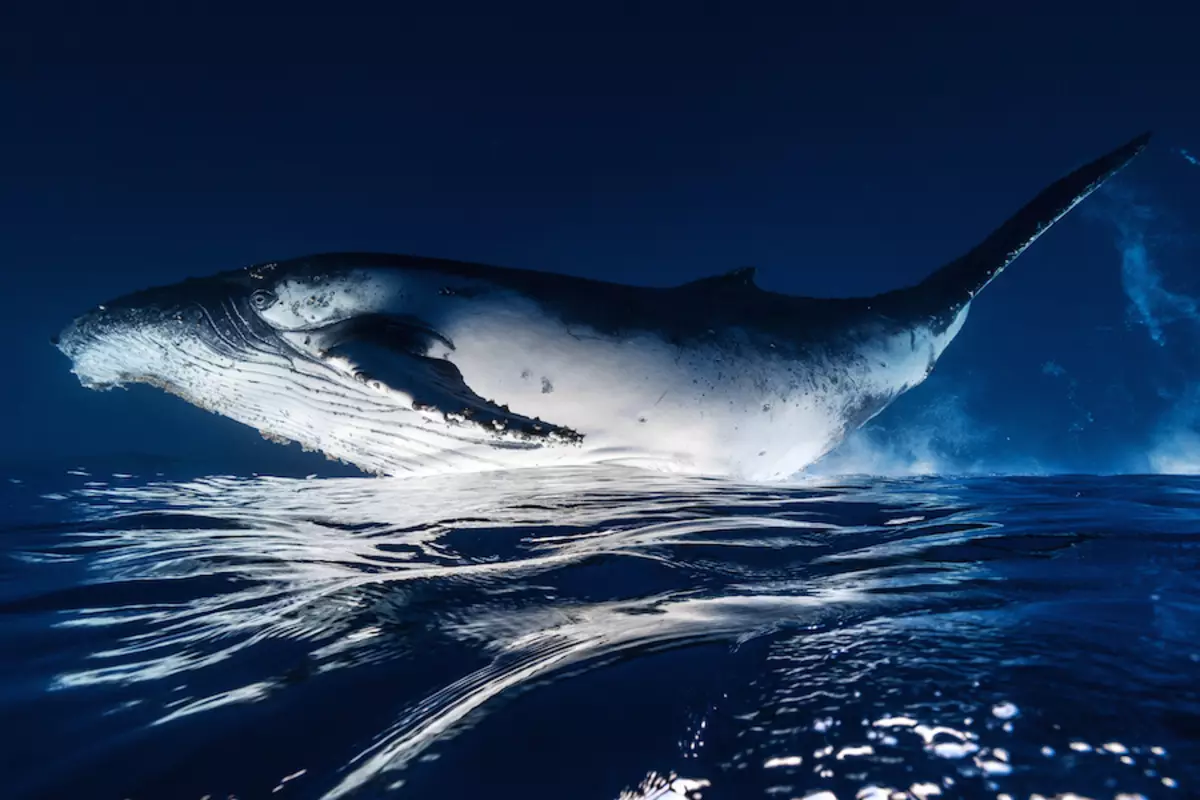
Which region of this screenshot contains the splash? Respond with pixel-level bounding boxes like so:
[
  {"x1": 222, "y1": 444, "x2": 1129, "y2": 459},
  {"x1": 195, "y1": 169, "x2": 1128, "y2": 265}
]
[
  {"x1": 1040, "y1": 361, "x2": 1094, "y2": 435},
  {"x1": 808, "y1": 390, "x2": 996, "y2": 477},
  {"x1": 1080, "y1": 172, "x2": 1200, "y2": 473},
  {"x1": 1147, "y1": 384, "x2": 1200, "y2": 474},
  {"x1": 1087, "y1": 184, "x2": 1199, "y2": 346},
  {"x1": 1118, "y1": 229, "x2": 1197, "y2": 345}
]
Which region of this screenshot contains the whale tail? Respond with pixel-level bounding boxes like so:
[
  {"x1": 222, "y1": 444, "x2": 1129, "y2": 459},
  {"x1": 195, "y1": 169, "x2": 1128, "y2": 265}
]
[{"x1": 886, "y1": 131, "x2": 1151, "y2": 323}]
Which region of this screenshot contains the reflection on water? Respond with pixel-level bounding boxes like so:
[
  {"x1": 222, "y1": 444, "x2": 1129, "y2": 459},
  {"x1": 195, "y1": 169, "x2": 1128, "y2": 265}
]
[{"x1": 2, "y1": 467, "x2": 1198, "y2": 799}]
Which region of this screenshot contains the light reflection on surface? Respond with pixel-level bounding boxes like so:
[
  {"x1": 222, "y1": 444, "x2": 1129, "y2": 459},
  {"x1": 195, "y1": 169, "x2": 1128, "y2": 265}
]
[{"x1": 2, "y1": 467, "x2": 1196, "y2": 798}]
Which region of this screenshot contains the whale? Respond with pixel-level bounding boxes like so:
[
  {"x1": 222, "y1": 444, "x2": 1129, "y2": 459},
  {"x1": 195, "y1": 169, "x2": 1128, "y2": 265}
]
[{"x1": 56, "y1": 132, "x2": 1150, "y2": 481}]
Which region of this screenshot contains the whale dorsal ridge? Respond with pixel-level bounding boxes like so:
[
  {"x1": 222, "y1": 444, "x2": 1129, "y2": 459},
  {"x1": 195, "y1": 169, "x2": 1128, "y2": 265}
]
[{"x1": 680, "y1": 266, "x2": 758, "y2": 291}]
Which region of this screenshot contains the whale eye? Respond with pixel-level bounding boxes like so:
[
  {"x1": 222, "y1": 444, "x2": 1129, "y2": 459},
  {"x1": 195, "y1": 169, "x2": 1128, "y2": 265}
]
[{"x1": 251, "y1": 289, "x2": 278, "y2": 311}]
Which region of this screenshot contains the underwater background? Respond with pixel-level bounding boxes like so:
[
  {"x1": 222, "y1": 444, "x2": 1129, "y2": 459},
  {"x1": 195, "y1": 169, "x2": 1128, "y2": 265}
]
[{"x1": 3, "y1": 3, "x2": 1200, "y2": 798}]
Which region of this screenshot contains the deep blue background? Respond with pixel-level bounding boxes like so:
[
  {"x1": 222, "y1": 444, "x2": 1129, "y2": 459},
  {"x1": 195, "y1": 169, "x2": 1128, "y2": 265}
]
[{"x1": 2, "y1": 1, "x2": 1199, "y2": 474}]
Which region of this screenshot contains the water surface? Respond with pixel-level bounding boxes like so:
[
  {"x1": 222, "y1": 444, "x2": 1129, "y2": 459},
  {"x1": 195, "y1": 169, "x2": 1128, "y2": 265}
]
[{"x1": 2, "y1": 467, "x2": 1197, "y2": 799}]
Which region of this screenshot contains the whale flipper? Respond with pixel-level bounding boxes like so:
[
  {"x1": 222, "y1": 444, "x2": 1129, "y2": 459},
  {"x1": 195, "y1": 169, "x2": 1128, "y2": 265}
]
[
  {"x1": 324, "y1": 316, "x2": 582, "y2": 443},
  {"x1": 319, "y1": 313, "x2": 456, "y2": 357},
  {"x1": 895, "y1": 131, "x2": 1151, "y2": 319}
]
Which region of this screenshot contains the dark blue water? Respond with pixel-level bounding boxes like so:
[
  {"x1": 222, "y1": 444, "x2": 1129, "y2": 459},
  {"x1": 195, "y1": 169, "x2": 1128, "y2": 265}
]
[{"x1": 2, "y1": 466, "x2": 1197, "y2": 800}]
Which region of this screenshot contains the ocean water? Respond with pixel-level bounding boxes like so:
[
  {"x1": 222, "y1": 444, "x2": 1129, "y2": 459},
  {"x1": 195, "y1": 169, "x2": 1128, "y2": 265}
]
[{"x1": 2, "y1": 466, "x2": 1198, "y2": 800}]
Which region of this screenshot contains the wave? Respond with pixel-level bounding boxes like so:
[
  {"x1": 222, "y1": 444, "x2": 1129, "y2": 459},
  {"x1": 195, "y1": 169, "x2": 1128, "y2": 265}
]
[{"x1": 4, "y1": 467, "x2": 1196, "y2": 798}]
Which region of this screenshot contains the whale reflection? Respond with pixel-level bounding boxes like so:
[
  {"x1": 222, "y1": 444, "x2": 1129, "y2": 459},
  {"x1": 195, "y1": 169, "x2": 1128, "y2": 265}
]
[{"x1": 31, "y1": 467, "x2": 1187, "y2": 799}]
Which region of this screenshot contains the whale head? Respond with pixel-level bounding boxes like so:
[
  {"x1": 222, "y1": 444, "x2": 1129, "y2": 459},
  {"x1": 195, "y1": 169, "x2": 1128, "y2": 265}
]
[
  {"x1": 56, "y1": 268, "x2": 267, "y2": 392},
  {"x1": 54, "y1": 259, "x2": 399, "y2": 450},
  {"x1": 54, "y1": 255, "x2": 582, "y2": 474},
  {"x1": 55, "y1": 256, "x2": 428, "y2": 392}
]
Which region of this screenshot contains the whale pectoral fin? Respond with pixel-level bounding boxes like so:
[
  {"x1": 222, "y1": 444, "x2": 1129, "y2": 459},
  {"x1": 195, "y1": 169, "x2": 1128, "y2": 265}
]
[
  {"x1": 319, "y1": 312, "x2": 455, "y2": 355},
  {"x1": 328, "y1": 322, "x2": 582, "y2": 443},
  {"x1": 407, "y1": 355, "x2": 582, "y2": 441}
]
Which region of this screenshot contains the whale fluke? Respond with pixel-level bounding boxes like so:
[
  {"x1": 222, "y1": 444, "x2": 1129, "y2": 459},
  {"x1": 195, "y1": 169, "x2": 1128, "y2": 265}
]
[{"x1": 895, "y1": 131, "x2": 1152, "y2": 320}]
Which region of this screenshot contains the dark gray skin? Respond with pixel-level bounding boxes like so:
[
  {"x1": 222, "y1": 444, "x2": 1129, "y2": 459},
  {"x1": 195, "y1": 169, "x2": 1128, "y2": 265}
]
[{"x1": 55, "y1": 132, "x2": 1151, "y2": 479}]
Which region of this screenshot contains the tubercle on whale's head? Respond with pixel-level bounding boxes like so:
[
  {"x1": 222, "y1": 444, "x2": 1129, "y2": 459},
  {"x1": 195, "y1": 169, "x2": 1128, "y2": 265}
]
[
  {"x1": 53, "y1": 269, "x2": 279, "y2": 391},
  {"x1": 52, "y1": 255, "x2": 413, "y2": 396},
  {"x1": 244, "y1": 265, "x2": 403, "y2": 334}
]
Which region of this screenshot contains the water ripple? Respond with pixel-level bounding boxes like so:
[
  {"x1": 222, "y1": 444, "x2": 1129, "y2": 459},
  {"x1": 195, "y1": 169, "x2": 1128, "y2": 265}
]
[{"x1": 1, "y1": 468, "x2": 1197, "y2": 799}]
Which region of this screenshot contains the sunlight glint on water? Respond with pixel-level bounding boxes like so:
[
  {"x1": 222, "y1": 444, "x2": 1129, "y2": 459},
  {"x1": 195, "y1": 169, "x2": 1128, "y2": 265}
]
[{"x1": 0, "y1": 467, "x2": 1196, "y2": 799}]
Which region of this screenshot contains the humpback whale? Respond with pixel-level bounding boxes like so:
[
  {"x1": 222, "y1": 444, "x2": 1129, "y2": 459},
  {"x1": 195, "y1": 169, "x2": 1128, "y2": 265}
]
[{"x1": 56, "y1": 133, "x2": 1150, "y2": 480}]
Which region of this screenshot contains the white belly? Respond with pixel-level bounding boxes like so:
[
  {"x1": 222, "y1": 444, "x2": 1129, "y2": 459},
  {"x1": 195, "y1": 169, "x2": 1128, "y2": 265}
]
[{"x1": 440, "y1": 302, "x2": 970, "y2": 481}]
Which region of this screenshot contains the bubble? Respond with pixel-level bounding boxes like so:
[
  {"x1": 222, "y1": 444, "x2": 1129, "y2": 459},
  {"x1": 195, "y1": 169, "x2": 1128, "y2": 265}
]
[
  {"x1": 931, "y1": 742, "x2": 978, "y2": 759},
  {"x1": 976, "y1": 758, "x2": 1012, "y2": 776},
  {"x1": 872, "y1": 716, "x2": 917, "y2": 728},
  {"x1": 991, "y1": 702, "x2": 1019, "y2": 720},
  {"x1": 855, "y1": 788, "x2": 892, "y2": 800},
  {"x1": 835, "y1": 745, "x2": 874, "y2": 760}
]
